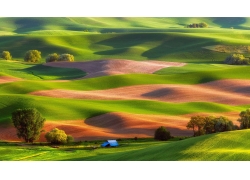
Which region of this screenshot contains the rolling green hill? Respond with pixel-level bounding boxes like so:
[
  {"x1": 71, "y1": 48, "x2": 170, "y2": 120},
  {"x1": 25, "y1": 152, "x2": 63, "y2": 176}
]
[
  {"x1": 81, "y1": 129, "x2": 250, "y2": 161},
  {"x1": 1, "y1": 17, "x2": 250, "y2": 161},
  {"x1": 1, "y1": 17, "x2": 250, "y2": 62}
]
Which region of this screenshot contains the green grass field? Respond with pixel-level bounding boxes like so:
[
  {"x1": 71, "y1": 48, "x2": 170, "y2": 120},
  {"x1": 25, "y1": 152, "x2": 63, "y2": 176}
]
[
  {"x1": 1, "y1": 17, "x2": 250, "y2": 161},
  {"x1": 1, "y1": 129, "x2": 250, "y2": 161}
]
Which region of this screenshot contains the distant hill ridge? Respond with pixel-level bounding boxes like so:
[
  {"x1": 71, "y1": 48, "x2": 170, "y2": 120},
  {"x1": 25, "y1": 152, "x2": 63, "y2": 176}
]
[{"x1": 1, "y1": 17, "x2": 250, "y2": 34}]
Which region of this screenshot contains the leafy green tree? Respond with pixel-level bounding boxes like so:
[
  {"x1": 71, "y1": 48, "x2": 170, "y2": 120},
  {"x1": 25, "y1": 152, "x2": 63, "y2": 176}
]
[
  {"x1": 1, "y1": 51, "x2": 12, "y2": 60},
  {"x1": 11, "y1": 108, "x2": 45, "y2": 143},
  {"x1": 45, "y1": 128, "x2": 74, "y2": 144},
  {"x1": 214, "y1": 116, "x2": 234, "y2": 132},
  {"x1": 238, "y1": 108, "x2": 250, "y2": 129},
  {"x1": 24, "y1": 50, "x2": 42, "y2": 62},
  {"x1": 46, "y1": 53, "x2": 59, "y2": 63},
  {"x1": 58, "y1": 53, "x2": 74, "y2": 62},
  {"x1": 199, "y1": 22, "x2": 208, "y2": 28},
  {"x1": 154, "y1": 126, "x2": 171, "y2": 141},
  {"x1": 186, "y1": 116, "x2": 206, "y2": 136},
  {"x1": 224, "y1": 54, "x2": 249, "y2": 65}
]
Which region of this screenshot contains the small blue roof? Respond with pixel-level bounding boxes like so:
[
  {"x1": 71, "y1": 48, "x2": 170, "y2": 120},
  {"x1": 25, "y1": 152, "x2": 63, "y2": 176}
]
[{"x1": 101, "y1": 140, "x2": 119, "y2": 147}]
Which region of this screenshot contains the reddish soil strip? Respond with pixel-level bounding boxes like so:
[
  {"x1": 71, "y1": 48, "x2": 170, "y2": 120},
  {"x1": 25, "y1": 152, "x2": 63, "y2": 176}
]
[
  {"x1": 30, "y1": 79, "x2": 250, "y2": 106},
  {"x1": 0, "y1": 76, "x2": 21, "y2": 84},
  {"x1": 44, "y1": 59, "x2": 186, "y2": 78},
  {"x1": 0, "y1": 111, "x2": 241, "y2": 142}
]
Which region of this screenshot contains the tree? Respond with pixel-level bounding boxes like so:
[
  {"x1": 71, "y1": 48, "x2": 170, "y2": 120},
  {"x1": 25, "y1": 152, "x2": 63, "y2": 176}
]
[
  {"x1": 186, "y1": 116, "x2": 205, "y2": 136},
  {"x1": 1, "y1": 51, "x2": 12, "y2": 60},
  {"x1": 214, "y1": 116, "x2": 234, "y2": 132},
  {"x1": 154, "y1": 126, "x2": 171, "y2": 141},
  {"x1": 224, "y1": 54, "x2": 249, "y2": 65},
  {"x1": 58, "y1": 53, "x2": 74, "y2": 62},
  {"x1": 11, "y1": 108, "x2": 45, "y2": 143},
  {"x1": 238, "y1": 108, "x2": 250, "y2": 129},
  {"x1": 45, "y1": 128, "x2": 74, "y2": 144},
  {"x1": 46, "y1": 53, "x2": 59, "y2": 63},
  {"x1": 199, "y1": 22, "x2": 208, "y2": 28},
  {"x1": 203, "y1": 116, "x2": 216, "y2": 134},
  {"x1": 24, "y1": 50, "x2": 41, "y2": 62}
]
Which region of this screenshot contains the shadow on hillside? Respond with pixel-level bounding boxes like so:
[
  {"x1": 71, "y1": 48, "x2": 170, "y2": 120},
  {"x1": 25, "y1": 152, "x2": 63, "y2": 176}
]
[
  {"x1": 213, "y1": 17, "x2": 247, "y2": 29},
  {"x1": 93, "y1": 33, "x2": 219, "y2": 61},
  {"x1": 14, "y1": 18, "x2": 46, "y2": 33}
]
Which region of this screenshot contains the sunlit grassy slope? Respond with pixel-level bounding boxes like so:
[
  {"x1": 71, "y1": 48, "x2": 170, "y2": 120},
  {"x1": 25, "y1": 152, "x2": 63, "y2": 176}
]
[
  {"x1": 81, "y1": 129, "x2": 250, "y2": 161},
  {"x1": 1, "y1": 17, "x2": 250, "y2": 62},
  {"x1": 1, "y1": 129, "x2": 250, "y2": 160}
]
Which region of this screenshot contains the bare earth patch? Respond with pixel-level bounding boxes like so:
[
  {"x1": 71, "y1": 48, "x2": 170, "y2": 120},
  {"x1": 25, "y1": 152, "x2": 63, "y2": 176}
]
[
  {"x1": 44, "y1": 59, "x2": 186, "y2": 78},
  {"x1": 31, "y1": 79, "x2": 250, "y2": 106},
  {"x1": 0, "y1": 76, "x2": 21, "y2": 84}
]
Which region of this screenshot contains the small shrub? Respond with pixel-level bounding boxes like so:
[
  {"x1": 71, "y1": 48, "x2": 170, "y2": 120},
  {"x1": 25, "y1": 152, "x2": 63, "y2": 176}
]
[
  {"x1": 58, "y1": 53, "x2": 74, "y2": 62},
  {"x1": 224, "y1": 54, "x2": 250, "y2": 65},
  {"x1": 67, "y1": 135, "x2": 74, "y2": 143},
  {"x1": 46, "y1": 53, "x2": 59, "y2": 63},
  {"x1": 1, "y1": 51, "x2": 12, "y2": 60},
  {"x1": 45, "y1": 128, "x2": 73, "y2": 144}
]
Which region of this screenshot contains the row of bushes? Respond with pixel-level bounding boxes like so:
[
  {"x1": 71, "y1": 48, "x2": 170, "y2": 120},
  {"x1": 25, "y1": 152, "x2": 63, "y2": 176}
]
[
  {"x1": 1, "y1": 50, "x2": 74, "y2": 63},
  {"x1": 224, "y1": 53, "x2": 250, "y2": 65},
  {"x1": 186, "y1": 22, "x2": 208, "y2": 28}
]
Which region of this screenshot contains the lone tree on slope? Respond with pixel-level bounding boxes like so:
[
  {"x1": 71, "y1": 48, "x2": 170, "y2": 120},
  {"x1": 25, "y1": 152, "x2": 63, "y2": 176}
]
[{"x1": 11, "y1": 108, "x2": 45, "y2": 143}]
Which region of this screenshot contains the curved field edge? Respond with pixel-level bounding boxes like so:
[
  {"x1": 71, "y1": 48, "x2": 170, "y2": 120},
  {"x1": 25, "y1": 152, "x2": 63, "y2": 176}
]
[{"x1": 0, "y1": 94, "x2": 247, "y2": 123}]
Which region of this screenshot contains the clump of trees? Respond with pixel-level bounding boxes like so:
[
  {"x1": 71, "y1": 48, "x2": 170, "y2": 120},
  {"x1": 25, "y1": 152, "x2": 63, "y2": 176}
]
[
  {"x1": 24, "y1": 50, "x2": 42, "y2": 63},
  {"x1": 45, "y1": 53, "x2": 74, "y2": 63},
  {"x1": 11, "y1": 108, "x2": 46, "y2": 143},
  {"x1": 45, "y1": 128, "x2": 74, "y2": 144},
  {"x1": 224, "y1": 53, "x2": 250, "y2": 65},
  {"x1": 186, "y1": 115, "x2": 237, "y2": 137},
  {"x1": 1, "y1": 51, "x2": 12, "y2": 60},
  {"x1": 154, "y1": 126, "x2": 171, "y2": 141},
  {"x1": 238, "y1": 108, "x2": 250, "y2": 129},
  {"x1": 187, "y1": 22, "x2": 208, "y2": 28}
]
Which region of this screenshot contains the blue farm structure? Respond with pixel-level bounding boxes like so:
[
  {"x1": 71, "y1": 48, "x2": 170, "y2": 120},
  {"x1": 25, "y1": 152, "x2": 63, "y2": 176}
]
[{"x1": 101, "y1": 140, "x2": 119, "y2": 147}]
